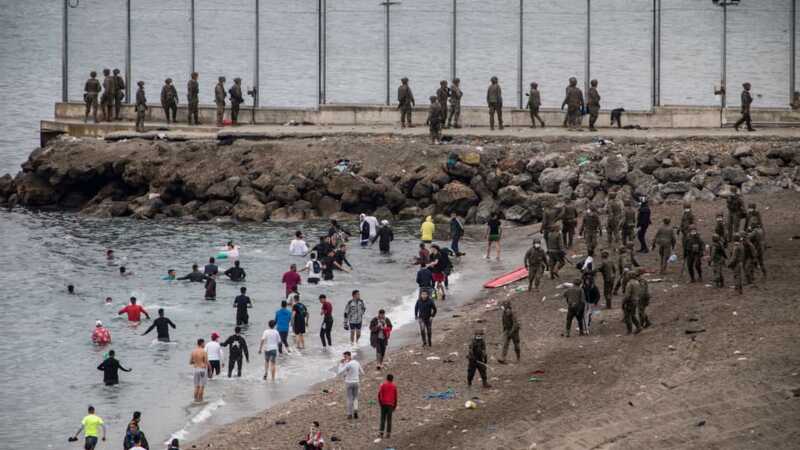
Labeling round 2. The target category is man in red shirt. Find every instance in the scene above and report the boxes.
[118,297,150,322]
[282,264,301,297]
[378,373,398,439]
[319,294,334,348]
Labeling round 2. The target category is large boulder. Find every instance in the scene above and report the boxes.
[327,173,370,196]
[233,192,268,222]
[539,168,577,193]
[271,184,300,204]
[653,167,692,183]
[475,198,498,224]
[206,176,241,200]
[15,173,57,206]
[521,193,560,221]
[316,195,341,217]
[626,170,658,198]
[603,154,629,182]
[132,197,166,219]
[579,170,603,189]
[444,161,478,180]
[198,200,233,218]
[0,174,14,197]
[252,173,274,193]
[411,178,434,199]
[755,165,780,177]
[721,166,748,185]
[633,156,661,174]
[766,146,799,164]
[383,186,406,210]
[397,206,422,220]
[496,185,528,206]
[433,181,479,216]
[503,205,533,223]
[733,144,753,159]
[683,187,716,202]
[469,175,492,200]
[659,181,691,195]
[80,200,130,218]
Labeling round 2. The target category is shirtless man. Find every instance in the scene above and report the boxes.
[190,338,209,402]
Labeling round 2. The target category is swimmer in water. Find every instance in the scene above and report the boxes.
[96,349,131,385]
[92,320,112,345]
[142,308,176,342]
[67,284,75,295]
[119,266,133,277]
[106,249,114,260]
[163,269,177,281]
[204,257,219,277]
[118,297,150,322]
[224,260,246,282]
[105,296,113,305]
[205,276,217,300]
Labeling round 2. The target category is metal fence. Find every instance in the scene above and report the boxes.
[62,0,798,110]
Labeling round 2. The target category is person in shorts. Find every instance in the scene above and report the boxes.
[303,252,323,284]
[291,294,309,350]
[259,320,280,381]
[190,338,209,402]
[485,212,502,260]
[72,405,106,449]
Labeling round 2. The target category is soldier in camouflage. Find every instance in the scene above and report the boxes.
[426,96,442,144]
[748,225,766,278]
[229,78,244,125]
[160,78,178,124]
[579,205,601,255]
[215,76,226,127]
[561,199,578,248]
[726,189,745,241]
[744,203,763,236]
[742,229,758,285]
[728,233,745,294]
[606,191,623,246]
[447,78,462,128]
[397,77,415,128]
[187,72,200,125]
[84,71,101,123]
[714,213,727,247]
[621,199,637,247]
[561,77,584,130]
[486,76,503,130]
[709,234,727,288]
[733,82,755,132]
[546,229,565,280]
[586,79,600,131]
[101,68,115,122]
[436,80,449,128]
[524,239,547,291]
[683,227,705,283]
[135,81,147,133]
[526,82,545,128]
[112,68,125,121]
[594,249,616,309]
[678,201,695,256]
[621,272,642,335]
[563,280,586,337]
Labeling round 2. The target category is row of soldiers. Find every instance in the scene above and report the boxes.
[83,71,246,129]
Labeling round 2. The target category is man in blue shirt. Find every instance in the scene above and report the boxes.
[274,300,292,354]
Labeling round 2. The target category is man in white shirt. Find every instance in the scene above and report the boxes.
[258,320,281,381]
[205,332,224,379]
[337,351,364,419]
[289,231,309,256]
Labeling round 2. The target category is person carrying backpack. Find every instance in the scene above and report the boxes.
[292,295,310,350]
[304,253,323,284]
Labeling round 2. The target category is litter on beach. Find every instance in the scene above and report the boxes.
[528,376,544,382]
[426,356,441,361]
[424,388,456,400]
[558,308,568,313]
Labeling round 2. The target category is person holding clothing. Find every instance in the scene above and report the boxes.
[485,213,502,260]
[258,320,281,381]
[71,405,106,449]
[369,310,393,370]
[378,374,398,440]
[337,351,364,419]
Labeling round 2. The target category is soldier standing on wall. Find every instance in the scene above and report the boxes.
[135,81,147,133]
[447,78,462,129]
[436,80,449,129]
[187,72,200,125]
[100,68,115,122]
[84,71,101,124]
[586,79,600,132]
[215,76,227,127]
[112,69,125,121]
[561,77,584,131]
[733,82,755,132]
[526,82,545,128]
[486,76,503,130]
[160,78,178,125]
[229,78,244,126]
[397,77,415,128]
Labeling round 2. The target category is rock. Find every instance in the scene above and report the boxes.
[539,168,577,193]
[469,175,492,200]
[475,199,498,224]
[703,175,724,194]
[683,187,716,202]
[270,206,303,221]
[430,171,451,187]
[603,154,629,182]
[233,192,268,222]
[661,158,673,167]
[766,146,799,163]
[690,173,706,188]
[60,191,90,209]
[433,182,479,216]
[653,167,692,183]
[132,197,166,219]
[497,186,528,206]
[579,171,603,189]
[521,193,560,221]
[327,173,369,196]
[0,174,14,197]
[411,178,434,199]
[659,182,691,195]
[484,171,500,193]
[721,166,748,185]
[383,186,406,210]
[444,161,478,180]
[198,200,233,217]
[163,204,187,218]
[525,157,545,174]
[206,176,241,200]
[316,196,341,217]
[503,205,533,223]
[81,200,130,218]
[510,172,534,189]
[497,158,526,174]
[733,144,753,158]
[715,154,739,169]
[252,173,274,192]
[633,156,661,174]
[741,178,783,195]
[15,173,57,206]
[739,157,756,169]
[397,206,422,220]
[271,184,300,204]
[755,165,780,177]
[558,181,573,199]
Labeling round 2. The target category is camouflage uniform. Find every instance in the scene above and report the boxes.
[728,237,744,294]
[426,97,442,143]
[749,227,766,277]
[586,80,600,131]
[621,202,636,247]
[563,284,586,337]
[709,236,727,288]
[229,78,244,125]
[113,69,125,120]
[636,274,651,328]
[187,74,200,125]
[714,216,728,247]
[606,194,624,246]
[546,230,565,279]
[397,78,415,127]
[561,203,578,248]
[135,82,147,132]
[744,205,764,236]
[613,247,639,294]
[527,84,545,128]
[733,83,754,131]
[215,77,226,127]
[679,205,695,255]
[436,81,449,128]
[486,78,503,130]
[160,79,178,124]
[726,193,745,241]
[594,253,616,309]
[561,78,584,129]
[524,243,547,291]
[447,79,462,128]
[742,234,758,285]
[84,73,101,123]
[541,206,562,248]
[580,209,601,254]
[622,276,642,334]
[683,231,705,282]
[101,69,116,122]
[498,304,521,362]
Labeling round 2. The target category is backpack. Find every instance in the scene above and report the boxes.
[296,302,307,319]
[312,260,321,274]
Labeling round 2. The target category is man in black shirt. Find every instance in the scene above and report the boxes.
[141,308,176,342]
[97,350,131,385]
[221,326,249,377]
[233,287,253,325]
[224,260,246,282]
[204,257,219,277]
[485,213,502,260]
[334,244,353,271]
[177,264,206,282]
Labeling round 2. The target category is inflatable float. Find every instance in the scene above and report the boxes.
[483,266,529,289]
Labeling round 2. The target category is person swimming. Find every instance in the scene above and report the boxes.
[162,269,177,281]
[92,320,111,345]
[67,284,75,295]
[119,266,133,277]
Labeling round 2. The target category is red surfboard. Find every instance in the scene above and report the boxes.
[483,266,529,289]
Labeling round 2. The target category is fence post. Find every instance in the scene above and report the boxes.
[450,0,456,81]
[791,0,796,105]
[125,0,131,103]
[254,0,260,107]
[652,0,661,108]
[190,0,196,74]
[517,0,523,109]
[62,0,68,102]
[585,0,590,95]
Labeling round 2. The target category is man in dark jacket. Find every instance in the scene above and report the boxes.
[416,265,434,292]
[221,326,249,377]
[563,280,585,337]
[636,197,652,253]
[733,82,755,132]
[377,220,394,254]
[449,213,465,256]
[466,330,491,388]
[414,290,437,347]
[97,350,131,385]
[497,302,520,364]
[178,264,206,282]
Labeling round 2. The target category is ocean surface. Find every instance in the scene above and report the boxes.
[0,0,797,448]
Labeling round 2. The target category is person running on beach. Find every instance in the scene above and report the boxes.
[258,320,280,381]
[485,212,502,260]
[414,289,437,347]
[92,320,111,345]
[71,405,106,449]
[338,351,364,419]
[224,260,246,282]
[205,332,224,378]
[300,421,325,449]
[291,294,309,350]
[428,245,450,300]
[139,308,175,342]
[369,310,393,370]
[378,374,398,440]
[303,252,323,284]
[190,338,209,401]
[275,300,292,354]
[282,264,302,297]
[204,257,219,277]
[319,294,334,348]
[177,264,206,282]
[221,326,249,377]
[118,297,150,322]
[344,290,367,346]
[233,287,253,326]
[97,350,132,385]
[290,230,309,256]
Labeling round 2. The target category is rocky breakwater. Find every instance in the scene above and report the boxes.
[2,135,799,224]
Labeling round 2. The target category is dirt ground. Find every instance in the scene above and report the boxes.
[191,192,800,450]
